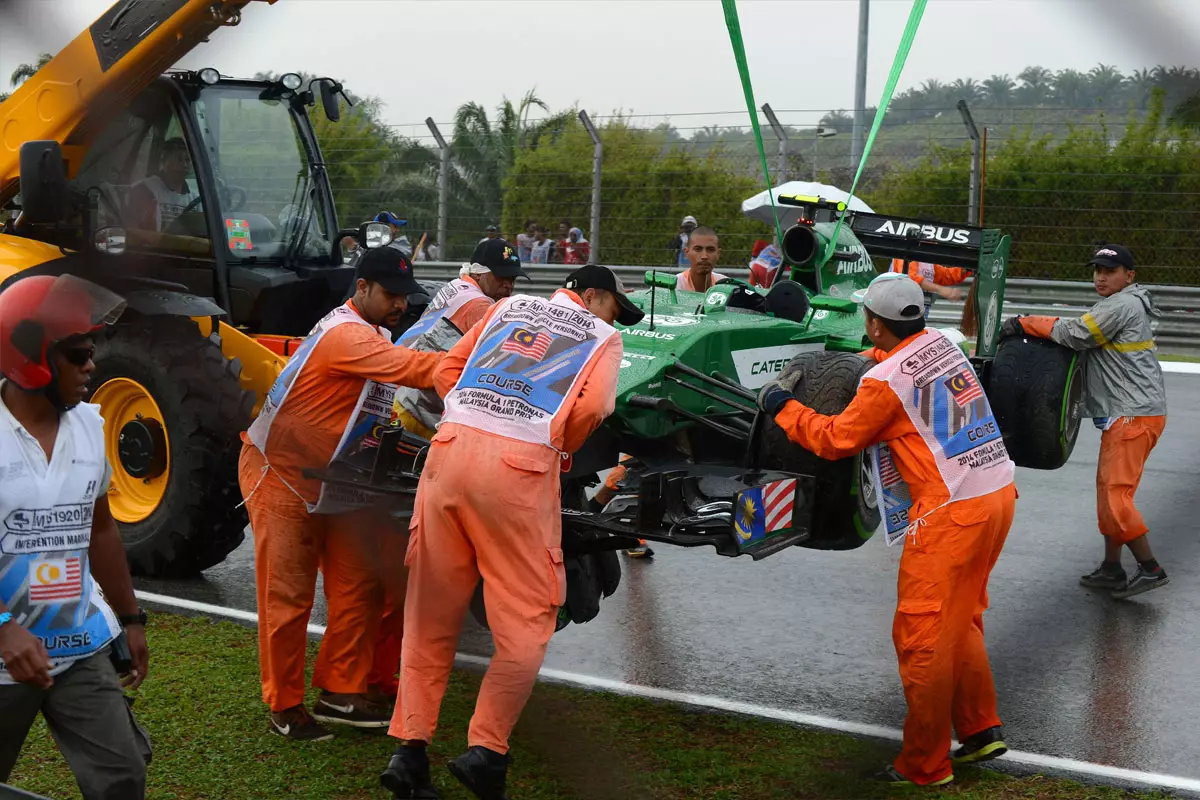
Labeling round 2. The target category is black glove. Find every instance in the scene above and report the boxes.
[757,381,793,417]
[999,316,1025,340]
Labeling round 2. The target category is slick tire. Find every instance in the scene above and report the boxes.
[91,315,254,576]
[987,335,1083,470]
[760,351,881,550]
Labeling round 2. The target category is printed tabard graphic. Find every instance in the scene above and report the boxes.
[501,329,553,361]
[29,557,83,603]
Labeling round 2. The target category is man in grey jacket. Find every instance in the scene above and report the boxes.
[1002,244,1168,599]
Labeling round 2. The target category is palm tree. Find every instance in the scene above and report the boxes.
[1052,69,1089,108]
[1127,68,1157,109]
[981,75,1015,106]
[1087,64,1126,106]
[0,52,53,102]
[450,89,573,245]
[951,78,982,105]
[1016,66,1053,106]
[819,109,854,129]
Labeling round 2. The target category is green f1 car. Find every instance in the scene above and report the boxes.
[320,196,1082,625]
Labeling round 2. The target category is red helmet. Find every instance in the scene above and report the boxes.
[0,275,126,391]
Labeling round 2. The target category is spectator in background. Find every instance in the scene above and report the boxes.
[376,211,412,258]
[552,220,572,264]
[670,215,698,268]
[676,226,729,292]
[749,238,784,288]
[562,227,590,265]
[480,225,500,244]
[528,225,555,265]
[412,233,436,263]
[516,220,536,262]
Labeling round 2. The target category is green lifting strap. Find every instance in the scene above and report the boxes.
[720,0,930,266]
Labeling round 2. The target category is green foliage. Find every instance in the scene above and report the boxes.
[0,53,53,102]
[867,91,1200,284]
[503,118,766,266]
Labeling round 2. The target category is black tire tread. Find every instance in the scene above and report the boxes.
[92,315,254,576]
[761,351,877,550]
[988,336,1080,470]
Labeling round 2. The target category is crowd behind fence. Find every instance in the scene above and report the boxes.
[311,102,1200,286]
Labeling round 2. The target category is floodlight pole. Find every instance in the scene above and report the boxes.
[851,0,870,169]
[426,117,449,260]
[957,100,982,225]
[761,103,789,181]
[579,110,602,264]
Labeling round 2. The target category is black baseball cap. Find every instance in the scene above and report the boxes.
[356,246,429,303]
[471,238,529,280]
[1089,244,1134,270]
[563,265,645,326]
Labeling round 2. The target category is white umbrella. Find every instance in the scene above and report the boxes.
[741,181,874,228]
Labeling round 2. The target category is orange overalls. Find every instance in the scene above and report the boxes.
[238,299,441,712]
[890,258,968,287]
[368,282,495,696]
[776,330,1016,785]
[393,289,622,753]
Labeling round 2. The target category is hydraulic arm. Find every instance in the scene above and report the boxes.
[0,0,278,199]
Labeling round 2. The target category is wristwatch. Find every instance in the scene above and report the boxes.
[118,609,148,627]
[0,612,12,629]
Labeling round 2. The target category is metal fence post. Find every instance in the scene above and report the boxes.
[761,103,788,182]
[425,117,449,261]
[957,100,981,225]
[579,110,602,264]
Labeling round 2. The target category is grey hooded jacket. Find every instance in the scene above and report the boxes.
[1046,284,1167,419]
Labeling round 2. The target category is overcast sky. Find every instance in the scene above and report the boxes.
[2,0,1198,142]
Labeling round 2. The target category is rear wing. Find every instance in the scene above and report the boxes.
[848,211,1011,359]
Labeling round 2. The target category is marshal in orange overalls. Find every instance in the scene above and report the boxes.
[775,329,1017,785]
[239,299,441,715]
[393,288,622,754]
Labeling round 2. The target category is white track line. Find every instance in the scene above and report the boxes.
[1162,361,1200,375]
[136,589,1197,794]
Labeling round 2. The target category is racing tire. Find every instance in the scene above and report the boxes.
[987,335,1083,470]
[91,315,254,576]
[760,351,881,550]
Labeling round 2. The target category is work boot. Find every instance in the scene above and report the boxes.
[312,691,391,728]
[875,765,953,787]
[268,705,334,742]
[1112,565,1169,600]
[623,544,655,559]
[1079,562,1126,589]
[447,746,511,800]
[952,726,1008,765]
[380,744,440,799]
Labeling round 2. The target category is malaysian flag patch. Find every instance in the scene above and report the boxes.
[734,478,798,544]
[501,328,554,361]
[944,368,984,408]
[29,557,83,604]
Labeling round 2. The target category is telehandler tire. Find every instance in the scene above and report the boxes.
[90,315,254,576]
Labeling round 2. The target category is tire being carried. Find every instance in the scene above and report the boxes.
[986,334,1083,470]
[90,315,254,576]
[761,351,881,550]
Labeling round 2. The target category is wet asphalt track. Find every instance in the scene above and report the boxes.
[135,372,1200,783]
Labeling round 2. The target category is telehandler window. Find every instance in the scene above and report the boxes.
[74,91,210,253]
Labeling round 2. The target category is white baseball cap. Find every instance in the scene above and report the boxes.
[862,272,925,321]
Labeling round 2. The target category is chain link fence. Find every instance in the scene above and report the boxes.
[320,102,1200,286]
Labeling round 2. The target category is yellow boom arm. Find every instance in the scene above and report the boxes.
[0,0,278,200]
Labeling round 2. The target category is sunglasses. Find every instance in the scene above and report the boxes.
[59,345,96,367]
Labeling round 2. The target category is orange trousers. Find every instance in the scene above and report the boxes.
[893,484,1016,785]
[239,443,403,711]
[1097,416,1165,546]
[392,426,565,754]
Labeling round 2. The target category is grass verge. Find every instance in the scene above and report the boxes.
[7,614,1164,799]
[1159,353,1200,363]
